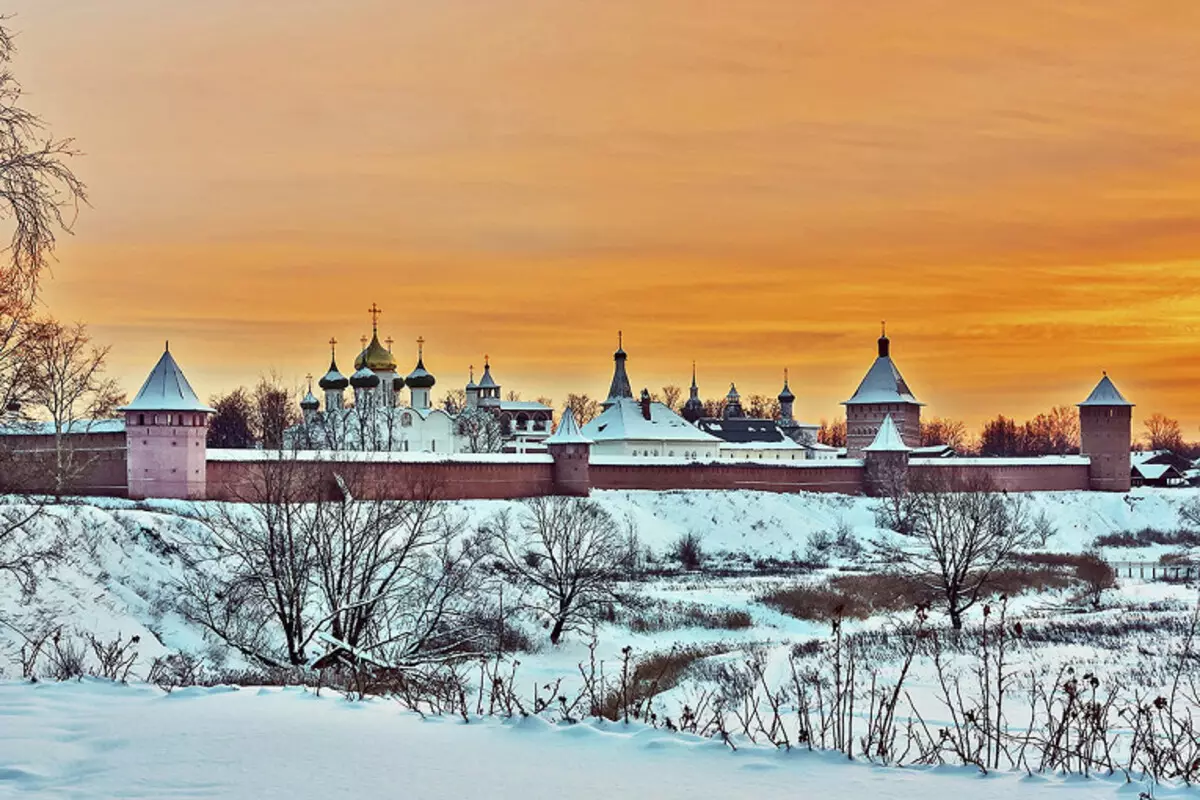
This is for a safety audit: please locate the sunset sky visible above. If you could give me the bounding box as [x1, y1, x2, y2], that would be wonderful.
[8, 0, 1200, 434]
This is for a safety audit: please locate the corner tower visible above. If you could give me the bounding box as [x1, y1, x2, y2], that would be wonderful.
[1078, 373, 1133, 492]
[843, 324, 922, 457]
[545, 409, 592, 496]
[121, 344, 214, 500]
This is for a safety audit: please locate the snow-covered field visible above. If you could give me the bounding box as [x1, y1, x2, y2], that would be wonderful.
[1, 487, 1199, 798]
[0, 680, 1187, 800]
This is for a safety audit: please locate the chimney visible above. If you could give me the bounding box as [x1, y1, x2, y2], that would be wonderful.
[639, 388, 652, 420]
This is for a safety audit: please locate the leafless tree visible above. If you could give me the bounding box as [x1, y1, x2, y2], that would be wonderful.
[920, 417, 971, 452]
[564, 393, 601, 426]
[1143, 412, 1185, 452]
[818, 418, 847, 448]
[872, 469, 1051, 629]
[745, 393, 780, 420]
[487, 496, 629, 645]
[439, 388, 466, 415]
[505, 389, 521, 402]
[456, 407, 505, 453]
[253, 374, 300, 450]
[660, 385, 682, 412]
[22, 319, 121, 494]
[1180, 498, 1200, 530]
[178, 453, 481, 668]
[0, 21, 88, 418]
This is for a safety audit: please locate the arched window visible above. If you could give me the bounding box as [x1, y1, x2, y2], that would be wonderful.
[401, 413, 413, 427]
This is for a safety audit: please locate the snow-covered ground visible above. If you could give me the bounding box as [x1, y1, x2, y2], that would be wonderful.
[1, 488, 1199, 797]
[0, 680, 1185, 800]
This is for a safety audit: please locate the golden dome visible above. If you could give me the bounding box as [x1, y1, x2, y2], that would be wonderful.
[354, 332, 397, 372]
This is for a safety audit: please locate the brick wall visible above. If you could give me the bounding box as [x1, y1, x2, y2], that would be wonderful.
[589, 460, 867, 494]
[908, 460, 1091, 492]
[0, 432, 127, 496]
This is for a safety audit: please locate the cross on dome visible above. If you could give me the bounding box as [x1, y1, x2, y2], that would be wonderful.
[367, 302, 382, 331]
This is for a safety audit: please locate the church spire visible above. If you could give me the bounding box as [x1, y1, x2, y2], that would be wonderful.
[603, 330, 633, 408]
[682, 360, 705, 423]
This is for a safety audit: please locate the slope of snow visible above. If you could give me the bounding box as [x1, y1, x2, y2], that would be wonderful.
[0, 680, 1179, 800]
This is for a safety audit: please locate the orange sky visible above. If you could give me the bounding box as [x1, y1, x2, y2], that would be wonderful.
[8, 0, 1200, 434]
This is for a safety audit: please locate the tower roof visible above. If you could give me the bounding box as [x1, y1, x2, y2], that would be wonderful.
[478, 357, 498, 389]
[545, 409, 593, 445]
[406, 337, 436, 389]
[353, 303, 397, 372]
[843, 327, 922, 406]
[603, 331, 633, 407]
[319, 338, 349, 390]
[863, 414, 911, 452]
[778, 369, 795, 402]
[121, 345, 214, 413]
[1078, 374, 1133, 407]
[350, 364, 380, 389]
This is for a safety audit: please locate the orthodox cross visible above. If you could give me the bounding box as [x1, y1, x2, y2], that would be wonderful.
[386, 336, 394, 351]
[368, 303, 382, 330]
[328, 337, 338, 359]
[305, 373, 313, 392]
[360, 334, 368, 349]
[417, 336, 425, 358]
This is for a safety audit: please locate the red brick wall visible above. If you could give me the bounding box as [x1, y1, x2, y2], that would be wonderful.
[0, 432, 127, 496]
[589, 462, 867, 494]
[206, 457, 557, 502]
[908, 461, 1091, 492]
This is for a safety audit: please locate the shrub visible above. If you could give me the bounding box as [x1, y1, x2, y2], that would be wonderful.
[1093, 528, 1200, 548]
[623, 601, 752, 633]
[673, 532, 704, 571]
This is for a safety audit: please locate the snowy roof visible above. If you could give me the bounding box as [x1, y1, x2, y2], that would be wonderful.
[718, 439, 804, 451]
[1133, 463, 1182, 481]
[697, 417, 794, 445]
[406, 358, 436, 389]
[499, 400, 552, 412]
[120, 348, 214, 413]
[545, 410, 593, 445]
[0, 418, 126, 436]
[1078, 374, 1133, 407]
[301, 390, 319, 409]
[862, 414, 911, 452]
[582, 397, 720, 444]
[844, 356, 922, 406]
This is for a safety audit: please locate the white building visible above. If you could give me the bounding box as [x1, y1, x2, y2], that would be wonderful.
[582, 339, 721, 459]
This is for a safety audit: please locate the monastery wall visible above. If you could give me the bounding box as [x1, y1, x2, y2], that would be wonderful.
[588, 458, 867, 494]
[907, 458, 1092, 493]
[0, 432, 128, 496]
[205, 452, 557, 502]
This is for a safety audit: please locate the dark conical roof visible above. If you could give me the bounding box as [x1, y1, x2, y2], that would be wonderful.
[604, 332, 633, 407]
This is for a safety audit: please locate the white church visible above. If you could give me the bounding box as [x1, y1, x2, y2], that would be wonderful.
[290, 305, 553, 454]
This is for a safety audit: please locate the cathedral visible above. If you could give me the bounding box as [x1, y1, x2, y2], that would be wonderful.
[292, 305, 551, 454]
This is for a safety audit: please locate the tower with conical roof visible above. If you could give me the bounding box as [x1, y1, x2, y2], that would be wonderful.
[477, 355, 501, 410]
[843, 324, 922, 457]
[1078, 373, 1133, 492]
[681, 362, 704, 423]
[602, 332, 633, 409]
[121, 343, 214, 500]
[777, 369, 796, 425]
[545, 409, 593, 496]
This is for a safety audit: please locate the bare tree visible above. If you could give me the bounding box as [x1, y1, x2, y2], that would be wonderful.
[253, 374, 299, 450]
[818, 418, 847, 448]
[745, 393, 780, 420]
[1144, 412, 1185, 452]
[0, 21, 88, 418]
[488, 496, 628, 645]
[456, 407, 505, 453]
[873, 469, 1051, 629]
[439, 388, 466, 415]
[920, 417, 971, 452]
[564, 393, 601, 426]
[505, 389, 521, 402]
[178, 453, 481, 668]
[660, 385, 682, 412]
[22, 319, 121, 494]
[207, 388, 255, 448]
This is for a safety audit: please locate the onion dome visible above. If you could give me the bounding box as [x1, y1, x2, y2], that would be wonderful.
[778, 369, 795, 402]
[350, 364, 380, 389]
[354, 332, 397, 372]
[300, 390, 320, 411]
[406, 337, 437, 389]
[726, 382, 741, 402]
[318, 339, 349, 391]
[392, 375, 406, 393]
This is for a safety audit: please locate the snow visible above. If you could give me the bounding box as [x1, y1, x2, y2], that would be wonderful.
[843, 356, 922, 406]
[207, 448, 554, 464]
[543, 410, 591, 445]
[583, 398, 720, 444]
[119, 348, 214, 414]
[0, 680, 1173, 800]
[1078, 374, 1134, 406]
[0, 419, 125, 436]
[862, 414, 909, 452]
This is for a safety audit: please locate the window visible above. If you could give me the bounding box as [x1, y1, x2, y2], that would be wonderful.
[137, 414, 144, 426]
[632, 450, 638, 457]
[401, 413, 413, 427]
[431, 440, 436, 452]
